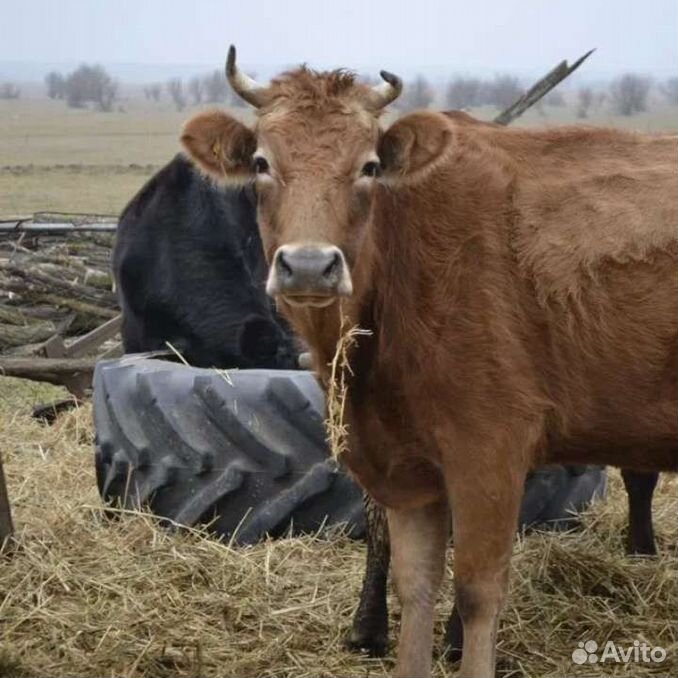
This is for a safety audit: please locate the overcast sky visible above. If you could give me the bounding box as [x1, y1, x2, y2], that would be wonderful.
[0, 0, 675, 81]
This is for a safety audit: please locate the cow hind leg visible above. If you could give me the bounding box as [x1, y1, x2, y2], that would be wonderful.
[388, 500, 449, 678]
[347, 494, 390, 657]
[441, 604, 464, 664]
[621, 469, 659, 556]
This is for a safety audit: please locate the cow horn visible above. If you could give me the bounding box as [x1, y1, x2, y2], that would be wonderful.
[365, 70, 403, 110]
[225, 45, 270, 108]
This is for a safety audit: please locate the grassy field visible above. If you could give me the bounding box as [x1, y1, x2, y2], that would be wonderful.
[0, 98, 254, 216]
[1, 96, 676, 217]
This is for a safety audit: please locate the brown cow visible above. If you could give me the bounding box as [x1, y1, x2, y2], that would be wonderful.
[181, 47, 677, 678]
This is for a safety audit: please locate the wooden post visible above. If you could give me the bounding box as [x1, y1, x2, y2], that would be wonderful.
[0, 453, 13, 553]
[494, 49, 595, 126]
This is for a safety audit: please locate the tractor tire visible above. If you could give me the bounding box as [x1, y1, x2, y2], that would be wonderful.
[93, 357, 365, 544]
[519, 464, 606, 530]
[93, 357, 606, 544]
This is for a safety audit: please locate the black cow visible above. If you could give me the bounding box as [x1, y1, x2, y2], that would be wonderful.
[114, 154, 299, 369]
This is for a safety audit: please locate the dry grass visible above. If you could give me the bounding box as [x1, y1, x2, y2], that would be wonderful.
[0, 375, 675, 677]
[0, 166, 158, 217]
[0, 99, 253, 216]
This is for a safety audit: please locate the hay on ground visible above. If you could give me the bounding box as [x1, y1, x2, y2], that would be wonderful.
[0, 375, 675, 677]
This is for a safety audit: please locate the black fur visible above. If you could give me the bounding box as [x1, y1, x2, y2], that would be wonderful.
[113, 155, 299, 369]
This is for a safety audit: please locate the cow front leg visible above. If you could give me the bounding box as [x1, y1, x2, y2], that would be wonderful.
[347, 493, 390, 657]
[446, 451, 527, 678]
[621, 469, 659, 555]
[388, 500, 449, 678]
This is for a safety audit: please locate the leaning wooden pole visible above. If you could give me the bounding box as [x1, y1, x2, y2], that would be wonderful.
[494, 49, 595, 126]
[0, 453, 13, 553]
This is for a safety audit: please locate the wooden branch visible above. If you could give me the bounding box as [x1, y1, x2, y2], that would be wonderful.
[494, 49, 595, 126]
[63, 314, 122, 358]
[0, 223, 117, 233]
[33, 397, 81, 424]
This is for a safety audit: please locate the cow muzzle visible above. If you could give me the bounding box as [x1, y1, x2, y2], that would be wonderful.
[266, 244, 353, 307]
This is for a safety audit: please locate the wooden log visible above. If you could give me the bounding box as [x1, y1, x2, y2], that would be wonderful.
[0, 320, 59, 350]
[0, 222, 117, 233]
[0, 356, 97, 397]
[0, 283, 117, 327]
[0, 305, 33, 325]
[0, 262, 115, 306]
[1, 223, 119, 352]
[0, 356, 96, 377]
[38, 295, 118, 320]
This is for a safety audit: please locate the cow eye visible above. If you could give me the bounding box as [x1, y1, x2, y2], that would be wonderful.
[361, 161, 381, 177]
[252, 156, 269, 174]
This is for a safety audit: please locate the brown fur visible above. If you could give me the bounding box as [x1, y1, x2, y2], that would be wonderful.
[182, 68, 677, 678]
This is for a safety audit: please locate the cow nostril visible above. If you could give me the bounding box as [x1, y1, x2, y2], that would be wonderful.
[322, 252, 341, 278]
[277, 252, 294, 278]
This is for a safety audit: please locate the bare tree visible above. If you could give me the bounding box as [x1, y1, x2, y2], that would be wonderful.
[167, 78, 186, 111]
[485, 75, 523, 109]
[0, 83, 20, 100]
[203, 70, 229, 103]
[577, 87, 593, 118]
[446, 77, 482, 109]
[609, 73, 651, 116]
[544, 89, 566, 107]
[397, 75, 434, 111]
[64, 64, 118, 111]
[188, 76, 204, 104]
[45, 71, 65, 99]
[143, 84, 162, 101]
[98, 79, 118, 112]
[660, 77, 678, 105]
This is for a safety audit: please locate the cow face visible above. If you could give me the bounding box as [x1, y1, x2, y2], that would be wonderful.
[182, 47, 453, 310]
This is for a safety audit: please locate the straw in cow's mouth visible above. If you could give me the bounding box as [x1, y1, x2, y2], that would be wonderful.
[325, 303, 372, 461]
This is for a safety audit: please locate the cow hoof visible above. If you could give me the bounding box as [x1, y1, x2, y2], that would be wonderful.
[627, 541, 658, 556]
[345, 631, 388, 658]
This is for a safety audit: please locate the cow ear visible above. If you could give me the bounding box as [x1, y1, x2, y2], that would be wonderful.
[181, 111, 256, 183]
[378, 111, 454, 184]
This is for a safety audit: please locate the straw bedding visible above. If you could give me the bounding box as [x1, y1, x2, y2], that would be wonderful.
[0, 376, 675, 677]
